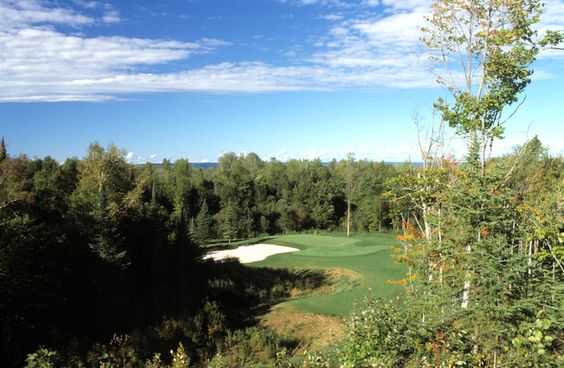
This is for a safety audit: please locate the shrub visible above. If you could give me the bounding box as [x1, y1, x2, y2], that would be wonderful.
[208, 327, 299, 368]
[339, 296, 416, 368]
[87, 334, 140, 368]
[24, 348, 58, 368]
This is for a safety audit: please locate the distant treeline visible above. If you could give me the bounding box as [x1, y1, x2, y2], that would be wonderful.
[145, 161, 423, 170]
[132, 151, 405, 241]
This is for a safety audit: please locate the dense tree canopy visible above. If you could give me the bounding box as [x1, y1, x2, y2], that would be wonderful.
[0, 141, 402, 367]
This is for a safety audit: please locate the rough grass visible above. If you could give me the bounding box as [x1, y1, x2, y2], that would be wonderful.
[259, 304, 344, 352]
[250, 232, 406, 317]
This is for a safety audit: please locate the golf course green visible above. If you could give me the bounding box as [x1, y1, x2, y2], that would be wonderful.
[250, 232, 406, 317]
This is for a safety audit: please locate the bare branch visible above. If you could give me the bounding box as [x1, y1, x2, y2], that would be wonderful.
[545, 240, 564, 274]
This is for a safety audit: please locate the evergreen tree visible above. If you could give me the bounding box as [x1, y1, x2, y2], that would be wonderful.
[194, 200, 212, 243]
[171, 159, 193, 219]
[0, 137, 6, 162]
[220, 203, 237, 244]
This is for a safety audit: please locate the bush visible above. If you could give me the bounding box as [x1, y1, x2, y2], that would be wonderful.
[208, 327, 299, 368]
[339, 296, 417, 368]
[87, 334, 141, 368]
[24, 348, 58, 368]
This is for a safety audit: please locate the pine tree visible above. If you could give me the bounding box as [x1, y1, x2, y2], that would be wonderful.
[220, 204, 237, 244]
[194, 200, 212, 243]
[0, 137, 7, 162]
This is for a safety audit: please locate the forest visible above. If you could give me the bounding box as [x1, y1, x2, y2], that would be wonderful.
[2, 134, 563, 367]
[1, 0, 564, 367]
[0, 139, 404, 366]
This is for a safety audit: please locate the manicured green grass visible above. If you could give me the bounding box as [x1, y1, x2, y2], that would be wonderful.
[250, 232, 406, 317]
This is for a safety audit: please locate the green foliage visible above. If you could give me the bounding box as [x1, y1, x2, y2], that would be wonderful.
[207, 327, 298, 368]
[144, 353, 165, 368]
[219, 203, 238, 243]
[424, 0, 546, 174]
[539, 30, 564, 49]
[0, 136, 7, 162]
[170, 159, 194, 219]
[339, 297, 416, 368]
[170, 343, 190, 368]
[89, 335, 141, 368]
[344, 1, 564, 365]
[0, 142, 405, 367]
[208, 154, 398, 239]
[72, 143, 132, 215]
[509, 315, 560, 366]
[24, 348, 57, 368]
[384, 160, 563, 365]
[4, 128, 561, 368]
[0, 145, 208, 367]
[194, 200, 213, 243]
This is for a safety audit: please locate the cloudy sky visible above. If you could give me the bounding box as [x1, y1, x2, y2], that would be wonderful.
[1, 0, 563, 162]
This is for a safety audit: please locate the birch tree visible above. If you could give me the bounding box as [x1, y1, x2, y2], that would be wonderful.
[423, 0, 546, 309]
[423, 0, 546, 175]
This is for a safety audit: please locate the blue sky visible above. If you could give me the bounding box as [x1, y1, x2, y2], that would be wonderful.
[0, 0, 563, 163]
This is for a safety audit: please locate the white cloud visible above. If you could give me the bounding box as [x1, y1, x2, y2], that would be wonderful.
[1, 0, 563, 102]
[0, 0, 94, 27]
[309, 2, 436, 87]
[0, 27, 221, 83]
[0, 0, 438, 101]
[320, 13, 344, 21]
[0, 1, 233, 101]
[102, 10, 120, 23]
[280, 0, 349, 7]
[0, 62, 324, 102]
[126, 151, 157, 164]
[69, 1, 122, 25]
[72, 1, 101, 9]
[281, 0, 424, 9]
[541, 0, 564, 29]
[379, 0, 431, 11]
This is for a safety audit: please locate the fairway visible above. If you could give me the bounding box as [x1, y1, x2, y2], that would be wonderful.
[250, 233, 406, 317]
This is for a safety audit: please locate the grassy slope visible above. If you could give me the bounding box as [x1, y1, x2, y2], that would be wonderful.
[249, 233, 406, 317]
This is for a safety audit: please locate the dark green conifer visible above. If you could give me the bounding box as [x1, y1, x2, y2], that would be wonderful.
[194, 200, 212, 243]
[0, 137, 7, 161]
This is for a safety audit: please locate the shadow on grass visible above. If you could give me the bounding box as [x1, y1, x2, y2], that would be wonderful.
[206, 259, 328, 330]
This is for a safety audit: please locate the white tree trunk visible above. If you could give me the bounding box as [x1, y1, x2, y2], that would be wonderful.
[422, 204, 432, 242]
[461, 243, 472, 309]
[528, 241, 533, 276]
[462, 231, 475, 309]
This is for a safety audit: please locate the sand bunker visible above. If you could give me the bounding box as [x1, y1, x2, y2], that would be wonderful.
[204, 243, 299, 264]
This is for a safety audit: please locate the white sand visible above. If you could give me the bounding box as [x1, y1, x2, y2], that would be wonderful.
[204, 243, 299, 264]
